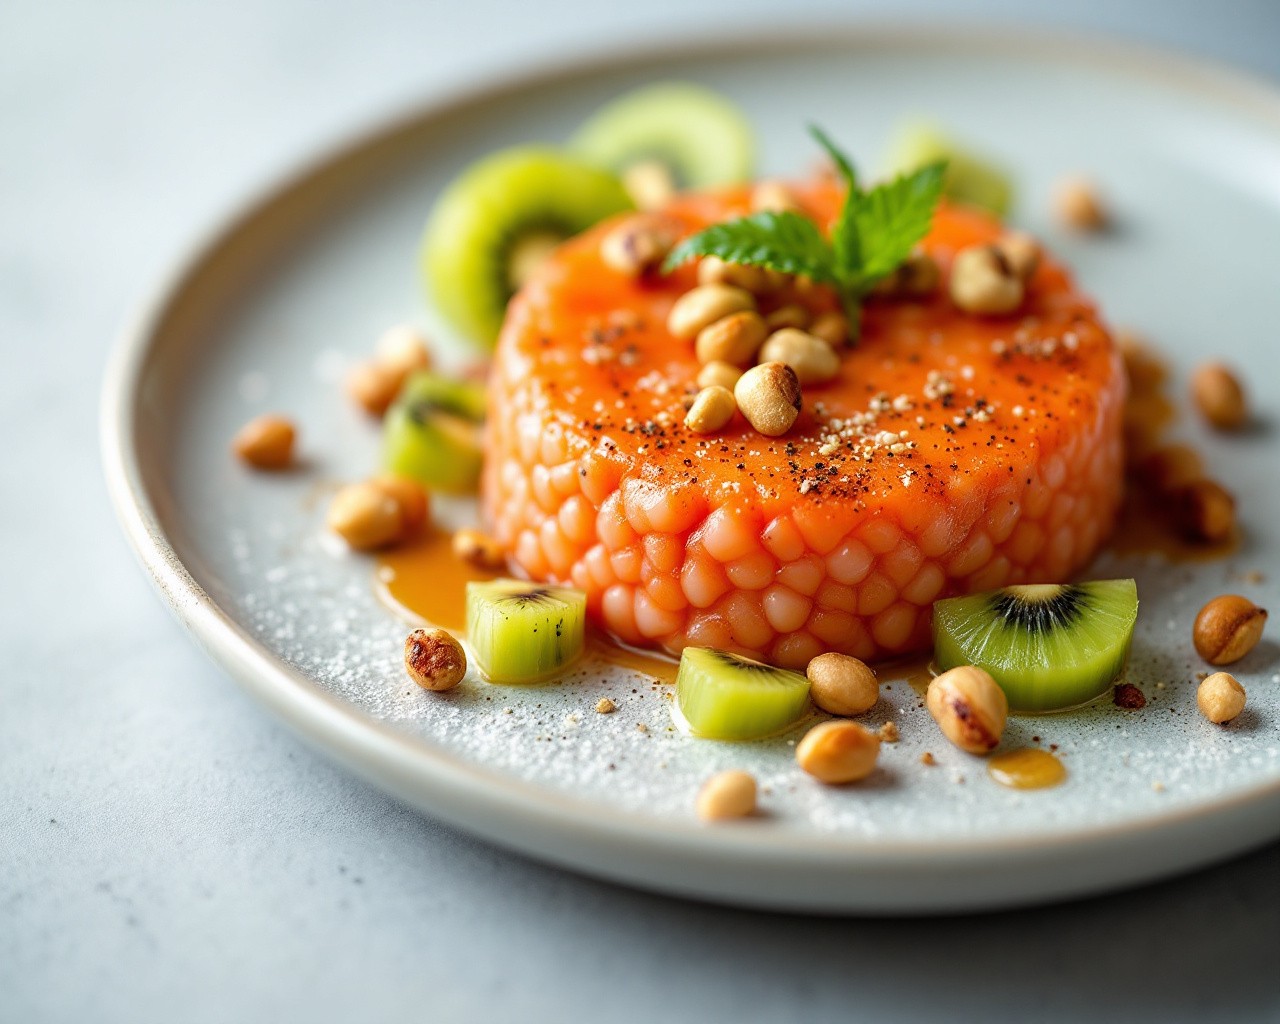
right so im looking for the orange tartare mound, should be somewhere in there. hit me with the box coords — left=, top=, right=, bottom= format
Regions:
left=482, top=181, right=1126, bottom=666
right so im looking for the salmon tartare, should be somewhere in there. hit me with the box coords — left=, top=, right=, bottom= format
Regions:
left=482, top=179, right=1126, bottom=667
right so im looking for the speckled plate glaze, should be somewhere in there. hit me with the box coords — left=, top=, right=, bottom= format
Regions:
left=103, top=27, right=1280, bottom=913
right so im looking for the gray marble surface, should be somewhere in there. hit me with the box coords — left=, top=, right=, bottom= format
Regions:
left=4, top=1, right=1280, bottom=1021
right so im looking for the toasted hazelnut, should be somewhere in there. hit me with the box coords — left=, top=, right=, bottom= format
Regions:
left=696, top=360, right=743, bottom=391
left=873, top=249, right=940, bottom=299
left=795, top=720, right=880, bottom=784
left=232, top=414, right=296, bottom=470
left=697, top=256, right=785, bottom=294
left=806, top=653, right=878, bottom=716
left=751, top=180, right=803, bottom=214
left=763, top=304, right=811, bottom=331
left=1054, top=176, right=1108, bottom=231
left=371, top=476, right=429, bottom=540
left=600, top=215, right=675, bottom=277
left=374, top=325, right=432, bottom=379
left=809, top=310, right=850, bottom=348
left=758, top=328, right=840, bottom=385
left=1191, top=363, right=1248, bottom=431
left=346, top=361, right=403, bottom=416
left=452, top=527, right=505, bottom=569
left=1116, top=330, right=1166, bottom=392
left=734, top=362, right=801, bottom=436
left=949, top=245, right=1023, bottom=315
left=695, top=770, right=757, bottom=821
left=1169, top=479, right=1236, bottom=543
left=684, top=385, right=737, bottom=434
left=667, top=284, right=755, bottom=340
left=1136, top=446, right=1203, bottom=493
left=1193, top=594, right=1267, bottom=665
left=926, top=665, right=1008, bottom=755
left=622, top=159, right=676, bottom=211
left=404, top=627, right=467, bottom=692
left=694, top=310, right=768, bottom=365
left=994, top=231, right=1041, bottom=280
left=327, top=481, right=404, bottom=551
left=1197, top=671, right=1246, bottom=724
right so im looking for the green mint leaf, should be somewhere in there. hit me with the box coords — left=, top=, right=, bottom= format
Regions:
left=662, top=211, right=839, bottom=283
left=807, top=124, right=858, bottom=191
left=808, top=124, right=862, bottom=276
left=850, top=161, right=947, bottom=282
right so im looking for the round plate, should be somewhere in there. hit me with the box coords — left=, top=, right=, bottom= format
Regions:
left=102, top=27, right=1280, bottom=913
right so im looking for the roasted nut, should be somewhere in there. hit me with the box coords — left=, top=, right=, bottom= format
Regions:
left=1136, top=446, right=1203, bottom=493
left=873, top=249, right=940, bottom=299
left=949, top=245, right=1024, bottom=315
left=926, top=665, right=1008, bottom=755
left=327, top=481, right=404, bottom=551
left=734, top=362, right=801, bottom=436
left=594, top=697, right=616, bottom=714
left=695, top=770, right=757, bottom=821
left=696, top=360, right=743, bottom=391
left=1054, top=176, right=1108, bottom=231
left=1193, top=594, right=1267, bottom=665
left=372, top=476, right=429, bottom=540
left=684, top=385, right=737, bottom=434
left=375, top=324, right=432, bottom=379
left=1197, top=671, right=1246, bottom=724
left=1191, top=363, right=1248, bottom=431
left=232, top=414, right=296, bottom=470
left=994, top=231, right=1041, bottom=280
left=694, top=310, right=768, bottom=365
left=806, top=653, right=878, bottom=716
left=346, top=361, right=402, bottom=416
left=751, top=180, right=803, bottom=214
left=404, top=627, right=467, bottom=692
left=697, top=256, right=785, bottom=294
left=600, top=215, right=675, bottom=277
left=758, top=328, right=840, bottom=385
left=763, top=304, right=811, bottom=331
left=622, top=159, right=676, bottom=211
left=795, top=720, right=880, bottom=784
left=809, top=310, right=850, bottom=348
left=452, top=527, right=505, bottom=569
left=667, top=284, right=755, bottom=340
left=1170, top=479, right=1236, bottom=543
left=1116, top=330, right=1165, bottom=392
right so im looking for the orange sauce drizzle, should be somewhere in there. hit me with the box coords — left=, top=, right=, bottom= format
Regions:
left=987, top=748, right=1067, bottom=789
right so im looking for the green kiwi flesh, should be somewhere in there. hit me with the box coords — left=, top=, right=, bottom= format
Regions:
left=570, top=82, right=754, bottom=189
left=382, top=371, right=486, bottom=493
left=466, top=579, right=587, bottom=684
left=420, top=146, right=632, bottom=348
left=675, top=647, right=810, bottom=740
left=932, top=579, right=1139, bottom=713
left=886, top=122, right=1013, bottom=217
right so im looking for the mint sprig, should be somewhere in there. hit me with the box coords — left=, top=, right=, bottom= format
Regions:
left=663, top=125, right=946, bottom=337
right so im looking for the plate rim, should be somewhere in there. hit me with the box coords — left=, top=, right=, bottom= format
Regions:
left=101, top=22, right=1280, bottom=908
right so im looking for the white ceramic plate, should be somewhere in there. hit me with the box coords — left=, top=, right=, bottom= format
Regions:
left=103, top=27, right=1280, bottom=913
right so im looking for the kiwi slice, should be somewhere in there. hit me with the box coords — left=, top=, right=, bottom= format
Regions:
left=465, top=579, right=587, bottom=684
left=383, top=371, right=486, bottom=493
left=570, top=82, right=754, bottom=190
left=932, top=580, right=1139, bottom=713
left=886, top=122, right=1013, bottom=217
left=421, top=146, right=632, bottom=348
left=675, top=647, right=810, bottom=740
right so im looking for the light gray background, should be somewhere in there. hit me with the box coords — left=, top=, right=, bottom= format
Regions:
left=4, top=1, right=1280, bottom=1021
